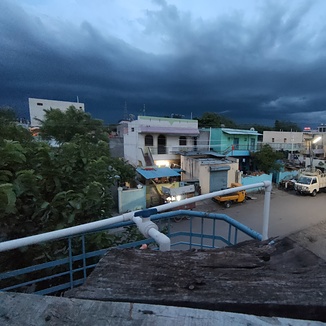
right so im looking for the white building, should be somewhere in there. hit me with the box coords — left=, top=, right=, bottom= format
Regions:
left=262, top=131, right=304, bottom=152
left=123, top=115, right=200, bottom=167
left=29, top=98, right=85, bottom=127
left=181, top=155, right=239, bottom=194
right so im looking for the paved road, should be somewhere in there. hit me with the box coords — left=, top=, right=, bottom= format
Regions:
left=170, top=186, right=326, bottom=246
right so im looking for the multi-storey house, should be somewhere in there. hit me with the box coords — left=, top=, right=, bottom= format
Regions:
left=123, top=115, right=199, bottom=168
left=200, top=127, right=261, bottom=172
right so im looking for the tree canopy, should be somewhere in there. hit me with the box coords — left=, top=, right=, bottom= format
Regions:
left=196, top=112, right=238, bottom=128
left=274, top=120, right=301, bottom=132
left=252, top=144, right=284, bottom=173
left=39, top=106, right=108, bottom=143
left=0, top=107, right=139, bottom=279
left=0, top=107, right=135, bottom=242
left=195, top=112, right=302, bottom=133
left=0, top=107, right=16, bottom=123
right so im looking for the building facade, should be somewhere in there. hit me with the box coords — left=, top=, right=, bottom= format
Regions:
left=123, top=116, right=199, bottom=167
left=180, top=155, right=239, bottom=194
left=200, top=127, right=261, bottom=172
left=262, top=131, right=304, bottom=152
left=29, top=98, right=85, bottom=127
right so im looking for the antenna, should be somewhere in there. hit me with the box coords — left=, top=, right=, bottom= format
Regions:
left=123, top=101, right=128, bottom=121
left=76, top=96, right=79, bottom=103
left=143, top=104, right=146, bottom=116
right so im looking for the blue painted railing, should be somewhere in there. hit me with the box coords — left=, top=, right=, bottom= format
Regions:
left=0, top=182, right=272, bottom=296
left=0, top=211, right=261, bottom=296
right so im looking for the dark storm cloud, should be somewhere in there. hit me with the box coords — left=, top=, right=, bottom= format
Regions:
left=1, top=0, right=326, bottom=127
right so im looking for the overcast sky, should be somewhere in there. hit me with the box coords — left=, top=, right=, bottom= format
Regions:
left=1, top=0, right=326, bottom=128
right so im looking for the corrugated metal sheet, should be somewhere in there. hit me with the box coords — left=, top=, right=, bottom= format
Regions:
left=222, top=128, right=262, bottom=136
left=136, top=167, right=181, bottom=179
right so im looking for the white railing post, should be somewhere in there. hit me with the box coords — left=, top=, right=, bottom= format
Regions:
left=262, top=181, right=272, bottom=240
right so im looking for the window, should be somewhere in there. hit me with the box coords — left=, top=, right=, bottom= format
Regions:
left=179, top=136, right=187, bottom=146
left=272, top=138, right=275, bottom=142
left=284, top=138, right=287, bottom=143
left=158, top=135, right=166, bottom=154
left=37, top=103, right=43, bottom=106
left=145, top=135, right=153, bottom=146
left=131, top=127, right=134, bottom=132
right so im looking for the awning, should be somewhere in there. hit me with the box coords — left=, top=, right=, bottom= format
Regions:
left=210, top=166, right=230, bottom=172
left=136, top=167, right=181, bottom=180
left=222, top=128, right=262, bottom=136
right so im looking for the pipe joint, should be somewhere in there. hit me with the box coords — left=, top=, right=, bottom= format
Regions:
left=263, top=180, right=272, bottom=192
left=132, top=216, right=158, bottom=238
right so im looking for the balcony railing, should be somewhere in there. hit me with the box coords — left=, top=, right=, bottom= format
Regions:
left=262, top=142, right=304, bottom=151
left=143, top=141, right=319, bottom=156
left=0, top=182, right=271, bottom=296
left=144, top=146, right=200, bottom=155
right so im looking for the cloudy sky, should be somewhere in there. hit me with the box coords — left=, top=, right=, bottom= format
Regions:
left=1, top=0, right=326, bottom=128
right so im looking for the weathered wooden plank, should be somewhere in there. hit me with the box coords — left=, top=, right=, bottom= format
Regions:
left=1, top=292, right=320, bottom=326
left=66, top=238, right=326, bottom=321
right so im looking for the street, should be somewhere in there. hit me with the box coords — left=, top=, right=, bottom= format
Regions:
left=170, top=186, right=326, bottom=245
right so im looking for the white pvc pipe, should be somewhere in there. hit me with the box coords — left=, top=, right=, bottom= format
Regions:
left=148, top=228, right=171, bottom=251
left=0, top=182, right=270, bottom=252
left=262, top=181, right=272, bottom=240
left=154, top=182, right=267, bottom=213
left=132, top=215, right=171, bottom=251
left=0, top=212, right=134, bottom=252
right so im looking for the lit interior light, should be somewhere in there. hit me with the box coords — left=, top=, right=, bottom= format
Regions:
left=155, top=160, right=170, bottom=167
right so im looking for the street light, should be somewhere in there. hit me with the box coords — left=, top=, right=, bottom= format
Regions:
left=309, top=135, right=322, bottom=171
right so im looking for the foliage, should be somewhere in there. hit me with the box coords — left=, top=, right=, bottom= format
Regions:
left=252, top=144, right=283, bottom=173
left=0, top=107, right=17, bottom=122
left=39, top=106, right=108, bottom=144
left=0, top=138, right=116, bottom=240
left=196, top=112, right=238, bottom=128
left=109, top=157, right=136, bottom=186
left=0, top=108, right=136, bottom=277
left=238, top=123, right=273, bottom=134
left=274, top=120, right=301, bottom=132
left=0, top=108, right=33, bottom=144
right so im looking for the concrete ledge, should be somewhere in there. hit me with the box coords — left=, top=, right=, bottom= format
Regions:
left=0, top=292, right=323, bottom=326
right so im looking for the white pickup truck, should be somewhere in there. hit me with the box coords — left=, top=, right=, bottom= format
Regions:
left=294, top=169, right=326, bottom=196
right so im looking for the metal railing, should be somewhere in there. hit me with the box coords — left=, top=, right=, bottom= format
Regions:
left=0, top=182, right=271, bottom=296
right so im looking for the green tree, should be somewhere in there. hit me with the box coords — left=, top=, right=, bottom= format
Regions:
left=274, top=120, right=301, bottom=132
left=0, top=108, right=137, bottom=280
left=196, top=112, right=238, bottom=128
left=0, top=107, right=33, bottom=143
left=0, top=106, right=140, bottom=295
left=0, top=107, right=16, bottom=122
left=252, top=144, right=283, bottom=173
left=39, top=106, right=108, bottom=143
left=238, top=123, right=273, bottom=135
left=0, top=109, right=135, bottom=240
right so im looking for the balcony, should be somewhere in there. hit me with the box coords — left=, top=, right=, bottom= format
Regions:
left=262, top=142, right=304, bottom=152
left=143, top=146, right=199, bottom=155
